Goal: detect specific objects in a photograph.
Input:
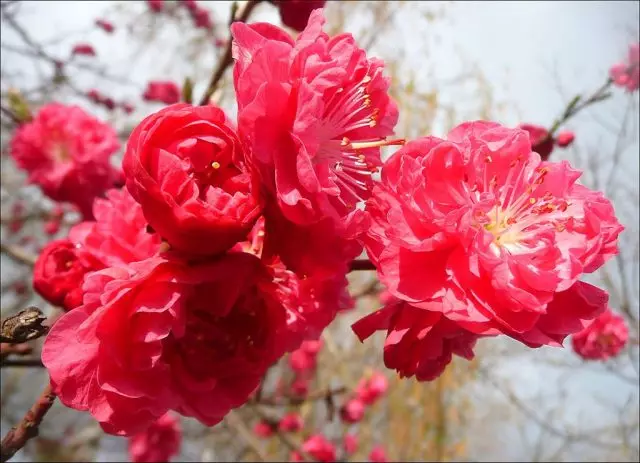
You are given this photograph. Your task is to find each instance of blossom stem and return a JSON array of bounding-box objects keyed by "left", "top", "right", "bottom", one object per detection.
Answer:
[
  {"left": 0, "top": 385, "right": 56, "bottom": 462},
  {"left": 250, "top": 405, "right": 315, "bottom": 462},
  {"left": 0, "top": 243, "right": 36, "bottom": 267},
  {"left": 545, "top": 77, "right": 613, "bottom": 141},
  {"left": 198, "top": 0, "right": 261, "bottom": 106},
  {"left": 349, "top": 259, "right": 376, "bottom": 271},
  {"left": 252, "top": 386, "right": 348, "bottom": 406}
]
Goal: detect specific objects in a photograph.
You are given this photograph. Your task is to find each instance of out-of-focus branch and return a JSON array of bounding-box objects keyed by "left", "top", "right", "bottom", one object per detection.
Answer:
[
  {"left": 252, "top": 386, "right": 347, "bottom": 406},
  {"left": 0, "top": 358, "right": 44, "bottom": 368},
  {"left": 0, "top": 385, "right": 56, "bottom": 463},
  {"left": 224, "top": 411, "right": 268, "bottom": 462},
  {"left": 250, "top": 405, "right": 314, "bottom": 462},
  {"left": 0, "top": 343, "right": 32, "bottom": 360},
  {"left": 0, "top": 308, "right": 48, "bottom": 344},
  {"left": 349, "top": 258, "right": 376, "bottom": 271},
  {"left": 0, "top": 242, "right": 37, "bottom": 266},
  {"left": 198, "top": 0, "right": 260, "bottom": 106}
]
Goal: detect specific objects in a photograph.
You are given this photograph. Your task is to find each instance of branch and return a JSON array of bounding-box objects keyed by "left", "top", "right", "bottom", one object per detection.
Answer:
[
  {"left": 0, "top": 308, "right": 49, "bottom": 344},
  {"left": 0, "top": 243, "right": 37, "bottom": 266},
  {"left": 252, "top": 386, "right": 347, "bottom": 406},
  {"left": 0, "top": 358, "right": 44, "bottom": 368},
  {"left": 349, "top": 258, "right": 376, "bottom": 271},
  {"left": 224, "top": 411, "right": 269, "bottom": 462},
  {"left": 0, "top": 343, "right": 33, "bottom": 360},
  {"left": 198, "top": 0, "right": 260, "bottom": 105},
  {"left": 250, "top": 405, "right": 314, "bottom": 462},
  {"left": 0, "top": 385, "right": 56, "bottom": 463}
]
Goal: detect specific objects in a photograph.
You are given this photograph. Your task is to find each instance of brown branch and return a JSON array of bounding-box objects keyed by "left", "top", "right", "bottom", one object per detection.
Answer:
[
  {"left": 0, "top": 308, "right": 48, "bottom": 344},
  {"left": 250, "top": 405, "right": 314, "bottom": 462},
  {"left": 349, "top": 258, "right": 376, "bottom": 271},
  {"left": 224, "top": 410, "right": 268, "bottom": 462},
  {"left": 0, "top": 385, "right": 56, "bottom": 462},
  {"left": 0, "top": 343, "right": 33, "bottom": 360},
  {"left": 0, "top": 243, "right": 37, "bottom": 266},
  {"left": 198, "top": 0, "right": 260, "bottom": 105},
  {"left": 252, "top": 386, "right": 347, "bottom": 406},
  {"left": 0, "top": 358, "right": 44, "bottom": 368}
]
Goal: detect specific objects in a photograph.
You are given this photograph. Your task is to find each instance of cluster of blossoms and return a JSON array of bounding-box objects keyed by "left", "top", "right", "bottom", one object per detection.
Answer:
[
  {"left": 9, "top": 103, "right": 123, "bottom": 219},
  {"left": 610, "top": 42, "right": 640, "bottom": 92},
  {"left": 9, "top": 4, "right": 629, "bottom": 454},
  {"left": 572, "top": 308, "right": 629, "bottom": 360},
  {"left": 142, "top": 80, "right": 181, "bottom": 105}
]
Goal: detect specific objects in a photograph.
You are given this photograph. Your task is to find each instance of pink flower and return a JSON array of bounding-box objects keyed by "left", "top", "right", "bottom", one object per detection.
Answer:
[
  {"left": 191, "top": 7, "right": 213, "bottom": 30},
  {"left": 128, "top": 412, "right": 181, "bottom": 463},
  {"left": 68, "top": 187, "right": 161, "bottom": 267},
  {"left": 33, "top": 239, "right": 105, "bottom": 311},
  {"left": 356, "top": 121, "right": 622, "bottom": 378},
  {"left": 572, "top": 308, "right": 629, "bottom": 360},
  {"left": 369, "top": 445, "right": 387, "bottom": 463},
  {"left": 44, "top": 219, "right": 60, "bottom": 236},
  {"left": 254, "top": 420, "right": 275, "bottom": 438},
  {"left": 41, "top": 253, "right": 291, "bottom": 435},
  {"left": 95, "top": 19, "right": 115, "bottom": 33},
  {"left": 340, "top": 398, "right": 365, "bottom": 424},
  {"left": 279, "top": 412, "right": 303, "bottom": 432},
  {"left": 289, "top": 339, "right": 323, "bottom": 373},
  {"left": 555, "top": 130, "right": 575, "bottom": 148},
  {"left": 231, "top": 9, "right": 399, "bottom": 229},
  {"left": 123, "top": 104, "right": 261, "bottom": 257},
  {"left": 518, "top": 123, "right": 554, "bottom": 160},
  {"left": 354, "top": 371, "right": 388, "bottom": 405},
  {"left": 343, "top": 433, "right": 358, "bottom": 455},
  {"left": 72, "top": 43, "right": 96, "bottom": 56},
  {"left": 146, "top": 0, "right": 164, "bottom": 13},
  {"left": 270, "top": 0, "right": 327, "bottom": 32},
  {"left": 9, "top": 103, "right": 121, "bottom": 219},
  {"left": 142, "top": 81, "right": 181, "bottom": 105},
  {"left": 290, "top": 376, "right": 309, "bottom": 397},
  {"left": 292, "top": 435, "right": 337, "bottom": 462},
  {"left": 609, "top": 43, "right": 640, "bottom": 92}
]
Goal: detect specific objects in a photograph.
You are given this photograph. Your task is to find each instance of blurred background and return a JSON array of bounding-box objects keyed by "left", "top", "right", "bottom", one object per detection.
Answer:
[{"left": 1, "top": 1, "right": 638, "bottom": 461}]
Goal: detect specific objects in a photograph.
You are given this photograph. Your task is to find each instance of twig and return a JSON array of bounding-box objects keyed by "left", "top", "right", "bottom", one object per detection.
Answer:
[
  {"left": 0, "top": 358, "right": 44, "bottom": 368},
  {"left": 224, "top": 411, "right": 268, "bottom": 462},
  {"left": 250, "top": 405, "right": 314, "bottom": 462},
  {"left": 0, "top": 243, "right": 37, "bottom": 266},
  {"left": 0, "top": 308, "right": 48, "bottom": 344},
  {"left": 198, "top": 0, "right": 260, "bottom": 105},
  {"left": 349, "top": 258, "right": 376, "bottom": 272},
  {"left": 0, "top": 385, "right": 57, "bottom": 463},
  {"left": 0, "top": 343, "right": 33, "bottom": 360},
  {"left": 252, "top": 386, "right": 348, "bottom": 406}
]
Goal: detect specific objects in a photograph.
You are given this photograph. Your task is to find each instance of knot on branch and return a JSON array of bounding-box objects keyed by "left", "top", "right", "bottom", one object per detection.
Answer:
[{"left": 0, "top": 307, "right": 49, "bottom": 344}]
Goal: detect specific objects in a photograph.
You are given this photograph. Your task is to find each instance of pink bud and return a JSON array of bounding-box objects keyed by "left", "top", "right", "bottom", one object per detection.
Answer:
[
  {"left": 121, "top": 103, "right": 135, "bottom": 114},
  {"left": 95, "top": 19, "right": 115, "bottom": 33},
  {"left": 279, "top": 412, "right": 303, "bottom": 432},
  {"left": 13, "top": 281, "right": 27, "bottom": 295},
  {"left": 369, "top": 445, "right": 388, "bottom": 463},
  {"left": 253, "top": 420, "right": 274, "bottom": 438},
  {"left": 146, "top": 0, "right": 164, "bottom": 13},
  {"left": 102, "top": 97, "right": 116, "bottom": 111},
  {"left": 87, "top": 89, "right": 102, "bottom": 103},
  {"left": 72, "top": 43, "right": 96, "bottom": 57},
  {"left": 44, "top": 219, "right": 60, "bottom": 236},
  {"left": 555, "top": 131, "right": 575, "bottom": 148},
  {"left": 51, "top": 205, "right": 64, "bottom": 220},
  {"left": 8, "top": 219, "right": 23, "bottom": 234},
  {"left": 340, "top": 398, "right": 366, "bottom": 424},
  {"left": 290, "top": 377, "right": 309, "bottom": 398},
  {"left": 343, "top": 433, "right": 358, "bottom": 455}
]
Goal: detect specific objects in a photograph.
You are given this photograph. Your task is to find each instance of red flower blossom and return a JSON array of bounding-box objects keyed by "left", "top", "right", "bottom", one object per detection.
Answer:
[
  {"left": 270, "top": 0, "right": 327, "bottom": 32},
  {"left": 340, "top": 398, "right": 365, "bottom": 424},
  {"left": 123, "top": 104, "right": 261, "bottom": 257},
  {"left": 292, "top": 434, "right": 336, "bottom": 462},
  {"left": 354, "top": 370, "right": 388, "bottom": 405},
  {"left": 44, "top": 219, "right": 60, "bottom": 236},
  {"left": 146, "top": 0, "right": 164, "bottom": 13},
  {"left": 369, "top": 445, "right": 388, "bottom": 463},
  {"left": 68, "top": 187, "right": 161, "bottom": 267},
  {"left": 231, "top": 9, "right": 399, "bottom": 229},
  {"left": 610, "top": 43, "right": 640, "bottom": 92},
  {"left": 555, "top": 130, "right": 575, "bottom": 148},
  {"left": 279, "top": 412, "right": 303, "bottom": 432},
  {"left": 289, "top": 339, "right": 323, "bottom": 373},
  {"left": 518, "top": 123, "right": 554, "bottom": 160},
  {"left": 72, "top": 43, "right": 96, "bottom": 56},
  {"left": 95, "top": 19, "right": 115, "bottom": 33},
  {"left": 254, "top": 420, "right": 275, "bottom": 438},
  {"left": 343, "top": 433, "right": 358, "bottom": 455},
  {"left": 191, "top": 7, "right": 213, "bottom": 30},
  {"left": 9, "top": 103, "right": 122, "bottom": 219},
  {"left": 142, "top": 81, "right": 181, "bottom": 105},
  {"left": 290, "top": 376, "right": 309, "bottom": 397},
  {"left": 572, "top": 308, "right": 629, "bottom": 360},
  {"left": 33, "top": 239, "right": 104, "bottom": 311},
  {"left": 357, "top": 121, "right": 622, "bottom": 379},
  {"left": 41, "top": 253, "right": 291, "bottom": 435},
  {"left": 128, "top": 412, "right": 181, "bottom": 463}
]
